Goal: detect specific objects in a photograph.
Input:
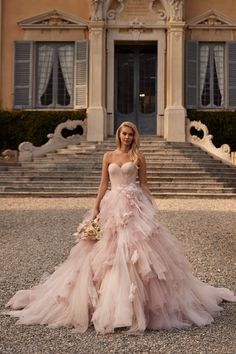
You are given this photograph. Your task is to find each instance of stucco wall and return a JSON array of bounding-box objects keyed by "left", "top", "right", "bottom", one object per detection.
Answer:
[
  {"left": 185, "top": 0, "right": 236, "bottom": 21},
  {"left": 0, "top": 0, "right": 90, "bottom": 109},
  {"left": 185, "top": 0, "right": 236, "bottom": 41}
]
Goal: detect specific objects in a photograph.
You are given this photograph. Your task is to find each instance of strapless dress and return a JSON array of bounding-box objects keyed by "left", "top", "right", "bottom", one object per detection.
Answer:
[{"left": 3, "top": 162, "right": 236, "bottom": 333}]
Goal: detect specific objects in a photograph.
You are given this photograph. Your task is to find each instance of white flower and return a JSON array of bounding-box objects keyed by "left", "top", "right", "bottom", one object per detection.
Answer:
[
  {"left": 131, "top": 250, "right": 139, "bottom": 264},
  {"left": 129, "top": 283, "right": 137, "bottom": 302}
]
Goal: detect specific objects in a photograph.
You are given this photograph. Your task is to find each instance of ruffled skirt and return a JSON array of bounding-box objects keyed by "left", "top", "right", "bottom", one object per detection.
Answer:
[{"left": 3, "top": 184, "right": 236, "bottom": 333}]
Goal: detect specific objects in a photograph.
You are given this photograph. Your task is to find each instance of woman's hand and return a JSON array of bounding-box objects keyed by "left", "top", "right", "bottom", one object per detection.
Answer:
[{"left": 92, "top": 208, "right": 100, "bottom": 220}]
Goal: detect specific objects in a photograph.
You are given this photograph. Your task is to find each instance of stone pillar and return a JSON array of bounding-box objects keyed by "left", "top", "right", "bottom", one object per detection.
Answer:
[
  {"left": 87, "top": 21, "right": 107, "bottom": 142},
  {"left": 164, "top": 0, "right": 186, "bottom": 142}
]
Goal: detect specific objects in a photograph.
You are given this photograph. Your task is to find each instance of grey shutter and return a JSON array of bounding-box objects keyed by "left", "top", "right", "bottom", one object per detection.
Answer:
[
  {"left": 185, "top": 40, "right": 199, "bottom": 108},
  {"left": 74, "top": 40, "right": 88, "bottom": 109},
  {"left": 227, "top": 41, "right": 236, "bottom": 108},
  {"left": 14, "top": 41, "right": 33, "bottom": 108}
]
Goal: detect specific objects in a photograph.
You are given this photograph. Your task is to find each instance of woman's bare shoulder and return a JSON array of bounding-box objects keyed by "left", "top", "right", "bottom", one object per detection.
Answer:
[{"left": 103, "top": 150, "right": 116, "bottom": 163}]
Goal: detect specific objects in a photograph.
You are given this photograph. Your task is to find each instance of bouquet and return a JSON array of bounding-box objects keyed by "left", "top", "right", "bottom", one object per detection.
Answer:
[{"left": 73, "top": 217, "right": 102, "bottom": 241}]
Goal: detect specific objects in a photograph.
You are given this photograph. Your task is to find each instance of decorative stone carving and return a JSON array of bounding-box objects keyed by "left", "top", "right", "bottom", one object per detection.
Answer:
[
  {"left": 186, "top": 119, "right": 232, "bottom": 164},
  {"left": 149, "top": 0, "right": 168, "bottom": 20},
  {"left": 18, "top": 9, "right": 88, "bottom": 29},
  {"left": 188, "top": 10, "right": 236, "bottom": 29},
  {"left": 169, "top": 0, "right": 184, "bottom": 22},
  {"left": 106, "top": 0, "right": 124, "bottom": 20},
  {"left": 128, "top": 17, "right": 144, "bottom": 40},
  {"left": 199, "top": 15, "right": 226, "bottom": 26},
  {"left": 91, "top": 0, "right": 104, "bottom": 21},
  {"left": 18, "top": 120, "right": 87, "bottom": 162},
  {"left": 0, "top": 149, "right": 18, "bottom": 163},
  {"left": 129, "top": 17, "right": 144, "bottom": 29},
  {"left": 40, "top": 14, "right": 70, "bottom": 26}
]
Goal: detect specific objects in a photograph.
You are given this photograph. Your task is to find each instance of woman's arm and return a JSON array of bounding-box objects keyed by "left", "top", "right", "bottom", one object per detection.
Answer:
[
  {"left": 92, "top": 152, "right": 110, "bottom": 219},
  {"left": 138, "top": 153, "right": 153, "bottom": 203}
]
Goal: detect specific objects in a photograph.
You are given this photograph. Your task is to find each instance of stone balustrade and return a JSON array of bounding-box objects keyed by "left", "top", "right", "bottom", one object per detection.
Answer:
[
  {"left": 18, "top": 119, "right": 87, "bottom": 162},
  {"left": 186, "top": 118, "right": 235, "bottom": 166},
  {"left": 0, "top": 119, "right": 87, "bottom": 163}
]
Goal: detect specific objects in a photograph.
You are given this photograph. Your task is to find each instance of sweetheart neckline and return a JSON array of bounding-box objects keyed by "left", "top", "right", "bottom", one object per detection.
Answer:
[{"left": 109, "top": 162, "right": 136, "bottom": 169}]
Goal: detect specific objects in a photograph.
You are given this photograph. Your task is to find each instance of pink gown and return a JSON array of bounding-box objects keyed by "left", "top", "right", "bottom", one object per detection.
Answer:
[{"left": 4, "top": 162, "right": 236, "bottom": 333}]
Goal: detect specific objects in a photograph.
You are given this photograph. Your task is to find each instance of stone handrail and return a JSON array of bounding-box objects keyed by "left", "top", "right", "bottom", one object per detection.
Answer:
[
  {"left": 18, "top": 119, "right": 87, "bottom": 162},
  {"left": 186, "top": 118, "right": 234, "bottom": 165}
]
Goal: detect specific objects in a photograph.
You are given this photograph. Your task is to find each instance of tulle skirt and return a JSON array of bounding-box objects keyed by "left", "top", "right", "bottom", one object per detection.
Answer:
[{"left": 3, "top": 184, "right": 236, "bottom": 333}]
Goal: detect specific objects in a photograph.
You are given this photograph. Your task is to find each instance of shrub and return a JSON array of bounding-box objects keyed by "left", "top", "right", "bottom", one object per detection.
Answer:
[{"left": 0, "top": 110, "right": 86, "bottom": 153}]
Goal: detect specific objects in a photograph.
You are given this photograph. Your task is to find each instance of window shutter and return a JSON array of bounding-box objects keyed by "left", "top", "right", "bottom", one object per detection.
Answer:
[
  {"left": 227, "top": 41, "right": 236, "bottom": 108},
  {"left": 74, "top": 40, "right": 88, "bottom": 109},
  {"left": 185, "top": 40, "right": 199, "bottom": 108},
  {"left": 14, "top": 41, "right": 33, "bottom": 108}
]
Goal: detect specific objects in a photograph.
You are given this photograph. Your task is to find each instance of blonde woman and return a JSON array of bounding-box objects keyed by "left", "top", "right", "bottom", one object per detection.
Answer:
[
  {"left": 92, "top": 121, "right": 152, "bottom": 220},
  {"left": 4, "top": 121, "right": 236, "bottom": 334}
]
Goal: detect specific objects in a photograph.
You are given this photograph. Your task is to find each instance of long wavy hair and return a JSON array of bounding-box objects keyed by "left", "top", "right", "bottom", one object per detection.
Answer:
[{"left": 115, "top": 121, "right": 140, "bottom": 166}]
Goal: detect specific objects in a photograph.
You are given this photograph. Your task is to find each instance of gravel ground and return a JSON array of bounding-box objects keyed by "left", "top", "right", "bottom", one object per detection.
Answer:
[{"left": 0, "top": 198, "right": 236, "bottom": 354}]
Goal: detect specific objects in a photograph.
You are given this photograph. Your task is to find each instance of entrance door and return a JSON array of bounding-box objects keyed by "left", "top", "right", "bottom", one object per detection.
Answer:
[{"left": 115, "top": 44, "right": 157, "bottom": 134}]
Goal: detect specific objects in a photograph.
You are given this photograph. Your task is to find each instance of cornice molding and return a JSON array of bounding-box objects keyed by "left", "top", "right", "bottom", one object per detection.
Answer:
[
  {"left": 187, "top": 9, "right": 236, "bottom": 29},
  {"left": 18, "top": 9, "right": 88, "bottom": 30}
]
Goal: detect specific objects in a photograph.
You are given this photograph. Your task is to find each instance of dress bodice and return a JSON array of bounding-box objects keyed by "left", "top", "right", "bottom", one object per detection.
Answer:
[{"left": 108, "top": 162, "right": 137, "bottom": 189}]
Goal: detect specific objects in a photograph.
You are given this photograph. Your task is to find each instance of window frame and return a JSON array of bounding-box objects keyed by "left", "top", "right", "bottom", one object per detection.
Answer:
[
  {"left": 13, "top": 40, "right": 88, "bottom": 110},
  {"left": 35, "top": 41, "right": 75, "bottom": 109},
  {"left": 185, "top": 40, "right": 236, "bottom": 110},
  {"left": 199, "top": 42, "right": 225, "bottom": 110}
]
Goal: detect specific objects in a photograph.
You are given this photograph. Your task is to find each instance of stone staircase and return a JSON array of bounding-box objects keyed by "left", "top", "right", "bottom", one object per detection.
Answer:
[{"left": 0, "top": 136, "right": 236, "bottom": 198}]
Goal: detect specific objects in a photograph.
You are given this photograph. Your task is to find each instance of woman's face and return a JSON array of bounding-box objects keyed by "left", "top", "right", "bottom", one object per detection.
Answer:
[{"left": 119, "top": 126, "right": 134, "bottom": 148}]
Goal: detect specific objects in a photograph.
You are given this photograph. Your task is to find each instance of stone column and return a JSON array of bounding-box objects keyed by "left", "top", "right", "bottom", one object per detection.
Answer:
[
  {"left": 164, "top": 0, "right": 186, "bottom": 142},
  {"left": 87, "top": 21, "right": 107, "bottom": 142}
]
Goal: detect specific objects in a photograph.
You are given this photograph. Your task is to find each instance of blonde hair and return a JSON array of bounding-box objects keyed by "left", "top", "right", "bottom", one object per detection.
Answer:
[{"left": 115, "top": 121, "right": 140, "bottom": 166}]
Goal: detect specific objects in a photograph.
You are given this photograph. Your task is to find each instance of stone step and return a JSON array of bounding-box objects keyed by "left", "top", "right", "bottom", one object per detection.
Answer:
[
  {"left": 17, "top": 168, "right": 236, "bottom": 176},
  {"left": 1, "top": 187, "right": 235, "bottom": 197},
  {"left": 0, "top": 191, "right": 235, "bottom": 199},
  {"left": 2, "top": 184, "right": 235, "bottom": 192},
  {"left": 24, "top": 162, "right": 233, "bottom": 170},
  {"left": 18, "top": 164, "right": 231, "bottom": 172},
  {"left": 32, "top": 157, "right": 216, "bottom": 164},
  {"left": 1, "top": 182, "right": 235, "bottom": 189},
  {"left": 33, "top": 150, "right": 208, "bottom": 156},
  {"left": 2, "top": 176, "right": 236, "bottom": 184},
  {"left": 26, "top": 157, "right": 224, "bottom": 164},
  {"left": 18, "top": 160, "right": 232, "bottom": 168},
  {"left": 1, "top": 135, "right": 235, "bottom": 197},
  {"left": 2, "top": 170, "right": 236, "bottom": 179}
]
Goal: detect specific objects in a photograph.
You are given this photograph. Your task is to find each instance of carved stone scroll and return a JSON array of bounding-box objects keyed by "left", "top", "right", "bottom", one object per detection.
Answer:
[
  {"left": 106, "top": 0, "right": 124, "bottom": 20},
  {"left": 149, "top": 0, "right": 168, "bottom": 20},
  {"left": 186, "top": 119, "right": 232, "bottom": 164},
  {"left": 18, "top": 120, "right": 87, "bottom": 162},
  {"left": 0, "top": 149, "right": 18, "bottom": 163}
]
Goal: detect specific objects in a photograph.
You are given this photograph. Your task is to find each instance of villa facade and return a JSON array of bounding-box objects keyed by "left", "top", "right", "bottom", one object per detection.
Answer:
[{"left": 0, "top": 0, "right": 236, "bottom": 142}]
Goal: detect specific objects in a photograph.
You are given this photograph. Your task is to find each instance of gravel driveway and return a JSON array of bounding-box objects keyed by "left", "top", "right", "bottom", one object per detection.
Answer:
[{"left": 0, "top": 198, "right": 235, "bottom": 354}]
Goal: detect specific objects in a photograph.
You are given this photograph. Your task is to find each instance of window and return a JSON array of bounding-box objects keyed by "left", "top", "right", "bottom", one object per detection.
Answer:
[
  {"left": 37, "top": 43, "right": 74, "bottom": 108},
  {"left": 185, "top": 41, "right": 236, "bottom": 109},
  {"left": 13, "top": 40, "right": 88, "bottom": 109},
  {"left": 200, "top": 43, "right": 224, "bottom": 108}
]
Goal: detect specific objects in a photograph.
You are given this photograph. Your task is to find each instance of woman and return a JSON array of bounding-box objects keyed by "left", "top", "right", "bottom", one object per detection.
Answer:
[{"left": 3, "top": 121, "right": 236, "bottom": 333}]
